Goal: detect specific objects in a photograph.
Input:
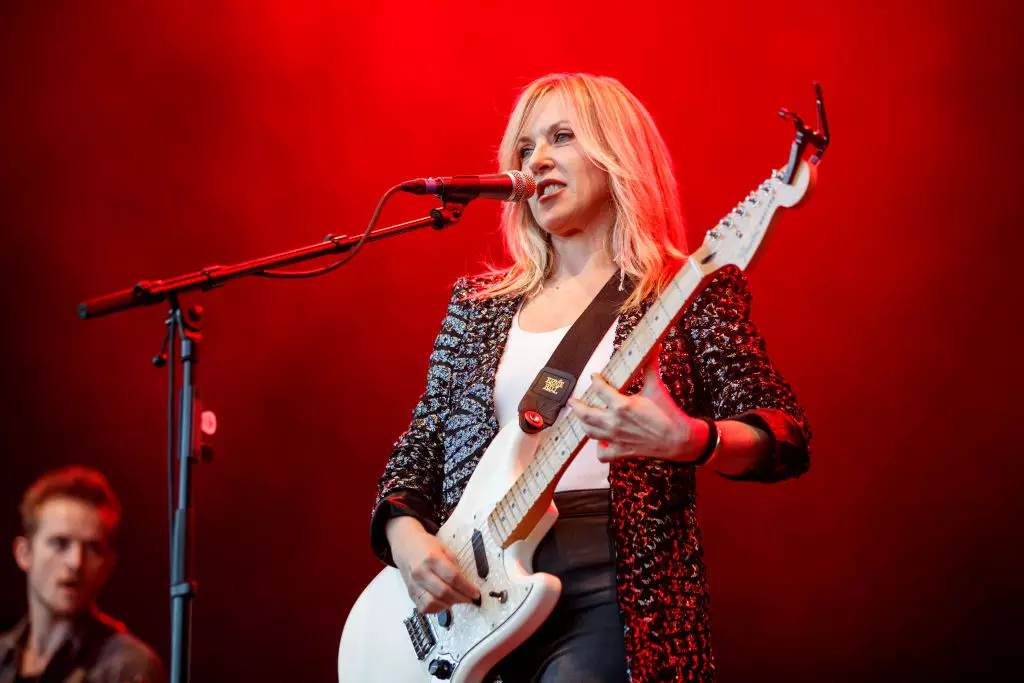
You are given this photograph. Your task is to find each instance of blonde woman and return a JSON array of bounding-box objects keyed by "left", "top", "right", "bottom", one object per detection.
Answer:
[{"left": 370, "top": 73, "right": 810, "bottom": 682}]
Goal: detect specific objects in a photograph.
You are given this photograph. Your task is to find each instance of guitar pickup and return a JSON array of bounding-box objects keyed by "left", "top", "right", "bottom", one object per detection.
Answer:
[{"left": 471, "top": 529, "right": 489, "bottom": 579}]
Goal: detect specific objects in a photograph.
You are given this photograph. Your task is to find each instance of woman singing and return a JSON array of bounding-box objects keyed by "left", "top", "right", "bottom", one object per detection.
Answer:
[{"left": 369, "top": 72, "right": 811, "bottom": 683}]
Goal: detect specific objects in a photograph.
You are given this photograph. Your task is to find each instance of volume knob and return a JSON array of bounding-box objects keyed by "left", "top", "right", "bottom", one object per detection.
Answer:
[{"left": 428, "top": 658, "right": 453, "bottom": 679}]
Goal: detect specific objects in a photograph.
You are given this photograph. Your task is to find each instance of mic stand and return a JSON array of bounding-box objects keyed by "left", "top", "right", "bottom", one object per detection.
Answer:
[
  {"left": 78, "top": 197, "right": 469, "bottom": 683},
  {"left": 78, "top": 201, "right": 468, "bottom": 319},
  {"left": 168, "top": 297, "right": 202, "bottom": 683}
]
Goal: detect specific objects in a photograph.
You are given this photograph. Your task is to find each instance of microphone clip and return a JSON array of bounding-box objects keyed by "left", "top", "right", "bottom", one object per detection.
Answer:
[{"left": 429, "top": 198, "right": 470, "bottom": 231}]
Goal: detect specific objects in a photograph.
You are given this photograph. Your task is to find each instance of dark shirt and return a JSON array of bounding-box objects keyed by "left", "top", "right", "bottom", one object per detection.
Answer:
[{"left": 0, "top": 609, "right": 165, "bottom": 683}]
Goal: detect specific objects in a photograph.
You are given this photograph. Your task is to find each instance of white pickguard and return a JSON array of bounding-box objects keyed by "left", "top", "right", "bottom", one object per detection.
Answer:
[{"left": 338, "top": 423, "right": 564, "bottom": 683}]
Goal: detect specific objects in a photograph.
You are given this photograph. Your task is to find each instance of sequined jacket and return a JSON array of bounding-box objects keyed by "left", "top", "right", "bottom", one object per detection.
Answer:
[{"left": 370, "top": 265, "right": 811, "bottom": 682}]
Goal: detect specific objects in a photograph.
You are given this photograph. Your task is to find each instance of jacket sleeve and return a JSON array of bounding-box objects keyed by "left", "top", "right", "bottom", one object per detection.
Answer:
[
  {"left": 369, "top": 279, "right": 471, "bottom": 565},
  {"left": 108, "top": 634, "right": 167, "bottom": 683},
  {"left": 683, "top": 265, "right": 811, "bottom": 482}
]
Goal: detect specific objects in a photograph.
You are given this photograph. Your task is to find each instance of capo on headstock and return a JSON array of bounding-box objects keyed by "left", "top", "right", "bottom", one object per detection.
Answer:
[{"left": 779, "top": 82, "right": 830, "bottom": 184}]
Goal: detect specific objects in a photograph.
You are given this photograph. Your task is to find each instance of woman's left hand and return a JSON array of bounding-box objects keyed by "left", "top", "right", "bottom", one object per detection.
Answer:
[{"left": 568, "top": 357, "right": 708, "bottom": 463}]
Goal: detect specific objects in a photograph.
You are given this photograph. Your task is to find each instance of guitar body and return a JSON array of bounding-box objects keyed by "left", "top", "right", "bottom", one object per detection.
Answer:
[
  {"left": 338, "top": 156, "right": 823, "bottom": 683},
  {"left": 338, "top": 423, "right": 563, "bottom": 683}
]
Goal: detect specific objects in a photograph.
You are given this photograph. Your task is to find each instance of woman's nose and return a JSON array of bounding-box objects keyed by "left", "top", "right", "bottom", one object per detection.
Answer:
[{"left": 527, "top": 141, "right": 554, "bottom": 176}]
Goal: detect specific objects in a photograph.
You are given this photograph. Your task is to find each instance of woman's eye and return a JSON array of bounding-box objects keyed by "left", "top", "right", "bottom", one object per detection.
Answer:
[
  {"left": 554, "top": 130, "right": 573, "bottom": 143},
  {"left": 518, "top": 146, "right": 533, "bottom": 160}
]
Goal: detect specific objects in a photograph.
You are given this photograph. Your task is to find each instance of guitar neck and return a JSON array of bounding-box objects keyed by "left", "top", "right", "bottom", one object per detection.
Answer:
[
  {"left": 486, "top": 164, "right": 811, "bottom": 547},
  {"left": 486, "top": 255, "right": 713, "bottom": 547}
]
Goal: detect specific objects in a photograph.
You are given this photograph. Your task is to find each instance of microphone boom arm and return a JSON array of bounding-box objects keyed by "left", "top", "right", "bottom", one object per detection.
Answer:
[
  {"left": 78, "top": 196, "right": 468, "bottom": 320},
  {"left": 76, "top": 187, "right": 470, "bottom": 683}
]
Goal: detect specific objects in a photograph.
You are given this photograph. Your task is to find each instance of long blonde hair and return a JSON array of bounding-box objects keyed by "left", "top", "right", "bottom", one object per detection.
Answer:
[{"left": 475, "top": 73, "right": 687, "bottom": 310}]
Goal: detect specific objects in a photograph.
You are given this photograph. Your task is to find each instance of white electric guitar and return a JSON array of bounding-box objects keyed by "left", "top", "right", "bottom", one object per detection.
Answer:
[{"left": 339, "top": 102, "right": 828, "bottom": 681}]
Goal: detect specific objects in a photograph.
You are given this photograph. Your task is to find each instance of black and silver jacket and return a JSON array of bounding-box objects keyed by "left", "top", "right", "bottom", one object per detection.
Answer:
[{"left": 370, "top": 265, "right": 811, "bottom": 682}]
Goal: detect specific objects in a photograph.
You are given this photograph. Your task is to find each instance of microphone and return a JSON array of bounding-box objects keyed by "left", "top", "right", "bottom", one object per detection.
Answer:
[{"left": 400, "top": 170, "right": 536, "bottom": 202}]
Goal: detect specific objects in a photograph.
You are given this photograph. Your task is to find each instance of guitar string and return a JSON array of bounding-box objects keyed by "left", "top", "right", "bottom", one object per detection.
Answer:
[
  {"left": 434, "top": 177, "right": 779, "bottom": 589},
  {"left": 444, "top": 269, "right": 696, "bottom": 575},
  {"left": 443, "top": 264, "right": 696, "bottom": 569},
  {"left": 443, "top": 313, "right": 669, "bottom": 576}
]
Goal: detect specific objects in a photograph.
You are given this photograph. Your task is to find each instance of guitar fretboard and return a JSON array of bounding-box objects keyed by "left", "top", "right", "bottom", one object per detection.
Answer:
[
  {"left": 486, "top": 256, "right": 711, "bottom": 545},
  {"left": 485, "top": 167, "right": 797, "bottom": 547}
]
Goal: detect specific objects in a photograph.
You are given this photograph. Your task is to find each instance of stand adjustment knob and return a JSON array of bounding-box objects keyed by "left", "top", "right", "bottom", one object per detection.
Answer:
[{"left": 428, "top": 658, "right": 453, "bottom": 679}]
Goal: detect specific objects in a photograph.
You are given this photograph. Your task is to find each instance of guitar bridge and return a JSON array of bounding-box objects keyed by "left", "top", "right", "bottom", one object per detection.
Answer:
[{"left": 403, "top": 610, "right": 436, "bottom": 660}]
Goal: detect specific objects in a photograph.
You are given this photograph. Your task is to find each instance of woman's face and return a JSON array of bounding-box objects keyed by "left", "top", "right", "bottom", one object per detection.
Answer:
[{"left": 517, "top": 94, "right": 613, "bottom": 238}]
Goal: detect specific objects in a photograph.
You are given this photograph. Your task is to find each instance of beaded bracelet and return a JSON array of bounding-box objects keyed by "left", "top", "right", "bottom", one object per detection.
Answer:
[{"left": 693, "top": 417, "right": 722, "bottom": 467}]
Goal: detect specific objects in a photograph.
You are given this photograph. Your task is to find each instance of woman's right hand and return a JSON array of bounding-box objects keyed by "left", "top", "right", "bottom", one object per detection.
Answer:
[{"left": 386, "top": 515, "right": 482, "bottom": 614}]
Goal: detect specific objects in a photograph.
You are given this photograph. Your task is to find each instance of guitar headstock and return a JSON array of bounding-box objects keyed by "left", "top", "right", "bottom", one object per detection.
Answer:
[
  {"left": 693, "top": 158, "right": 816, "bottom": 274},
  {"left": 692, "top": 83, "right": 829, "bottom": 275}
]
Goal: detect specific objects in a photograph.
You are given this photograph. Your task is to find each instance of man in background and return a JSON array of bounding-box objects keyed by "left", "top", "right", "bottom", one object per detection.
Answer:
[{"left": 0, "top": 466, "right": 164, "bottom": 683}]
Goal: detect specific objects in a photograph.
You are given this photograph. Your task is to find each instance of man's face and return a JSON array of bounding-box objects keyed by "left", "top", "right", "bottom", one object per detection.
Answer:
[{"left": 14, "top": 497, "right": 115, "bottom": 617}]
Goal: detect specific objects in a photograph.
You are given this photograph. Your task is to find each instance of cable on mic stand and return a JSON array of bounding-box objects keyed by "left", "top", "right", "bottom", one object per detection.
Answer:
[{"left": 77, "top": 185, "right": 481, "bottom": 683}]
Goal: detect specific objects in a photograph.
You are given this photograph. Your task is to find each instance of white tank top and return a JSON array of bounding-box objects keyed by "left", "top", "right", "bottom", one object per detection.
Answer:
[{"left": 493, "top": 311, "right": 616, "bottom": 492}]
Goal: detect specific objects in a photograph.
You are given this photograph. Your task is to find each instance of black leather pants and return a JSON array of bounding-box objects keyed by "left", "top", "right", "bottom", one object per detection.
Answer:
[{"left": 492, "top": 488, "right": 629, "bottom": 683}]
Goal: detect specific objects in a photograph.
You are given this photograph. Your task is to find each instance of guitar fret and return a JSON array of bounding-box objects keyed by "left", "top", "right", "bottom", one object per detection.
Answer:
[
  {"left": 491, "top": 503, "right": 510, "bottom": 540},
  {"left": 669, "top": 278, "right": 688, "bottom": 308},
  {"left": 612, "top": 357, "right": 630, "bottom": 386},
  {"left": 524, "top": 463, "right": 541, "bottom": 494},
  {"left": 604, "top": 356, "right": 620, "bottom": 380},
  {"left": 498, "top": 498, "right": 512, "bottom": 527},
  {"left": 517, "top": 470, "right": 532, "bottom": 499},
  {"left": 506, "top": 489, "right": 522, "bottom": 526},
  {"left": 637, "top": 319, "right": 653, "bottom": 348},
  {"left": 545, "top": 447, "right": 559, "bottom": 474},
  {"left": 484, "top": 166, "right": 807, "bottom": 550},
  {"left": 566, "top": 419, "right": 584, "bottom": 448},
  {"left": 503, "top": 496, "right": 517, "bottom": 526},
  {"left": 650, "top": 300, "right": 672, "bottom": 335}
]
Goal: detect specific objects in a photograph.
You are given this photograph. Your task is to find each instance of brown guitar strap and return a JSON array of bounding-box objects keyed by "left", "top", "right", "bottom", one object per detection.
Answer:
[{"left": 517, "top": 270, "right": 634, "bottom": 434}]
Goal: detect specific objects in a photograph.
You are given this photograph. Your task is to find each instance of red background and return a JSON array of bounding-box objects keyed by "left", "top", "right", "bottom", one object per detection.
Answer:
[{"left": 2, "top": 1, "right": 1021, "bottom": 681}]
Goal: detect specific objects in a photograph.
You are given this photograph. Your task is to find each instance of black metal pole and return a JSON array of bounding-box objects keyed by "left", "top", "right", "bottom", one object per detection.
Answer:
[
  {"left": 169, "top": 303, "right": 201, "bottom": 683},
  {"left": 77, "top": 208, "right": 461, "bottom": 321},
  {"left": 77, "top": 196, "right": 470, "bottom": 683}
]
